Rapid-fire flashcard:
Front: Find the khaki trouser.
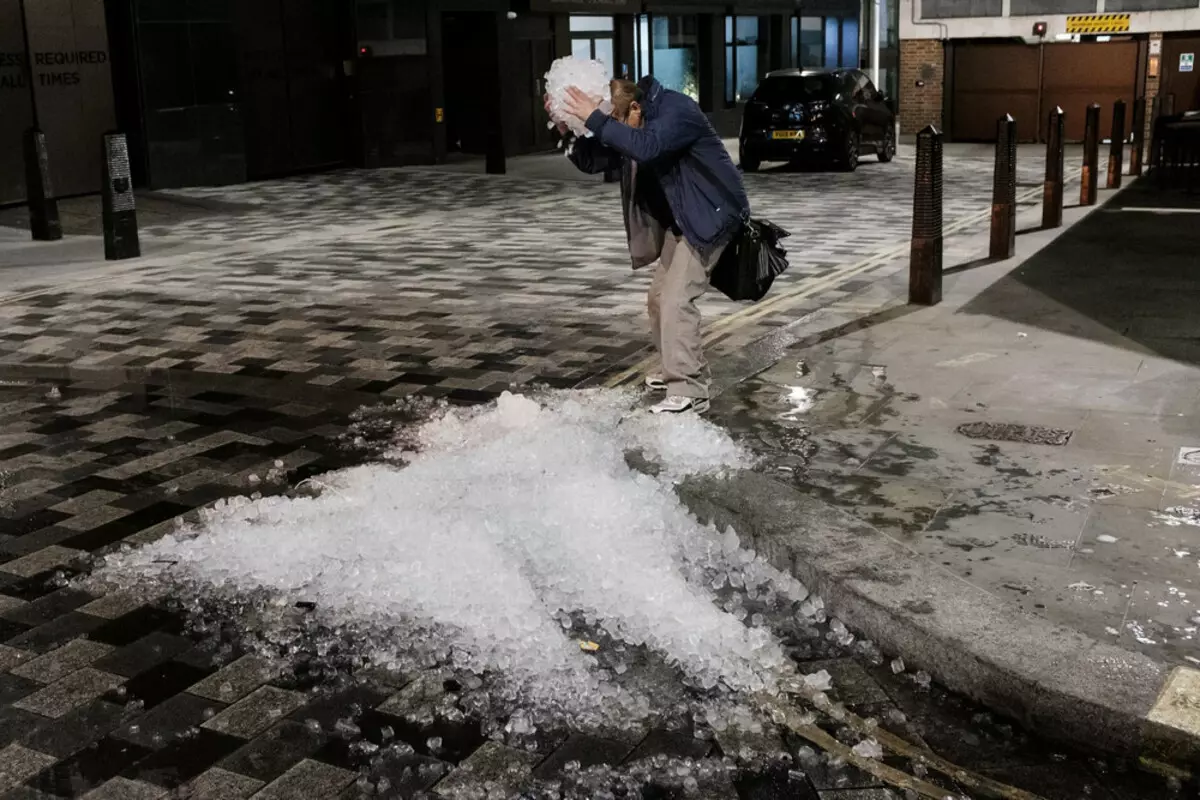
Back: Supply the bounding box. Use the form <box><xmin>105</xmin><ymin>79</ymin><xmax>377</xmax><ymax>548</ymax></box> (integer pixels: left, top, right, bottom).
<box><xmin>647</xmin><ymin>233</ymin><xmax>726</xmax><ymax>399</ymax></box>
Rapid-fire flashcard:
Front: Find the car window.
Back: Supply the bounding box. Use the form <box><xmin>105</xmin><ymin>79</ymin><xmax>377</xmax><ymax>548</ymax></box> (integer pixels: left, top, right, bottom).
<box><xmin>752</xmin><ymin>75</ymin><xmax>836</xmax><ymax>104</ymax></box>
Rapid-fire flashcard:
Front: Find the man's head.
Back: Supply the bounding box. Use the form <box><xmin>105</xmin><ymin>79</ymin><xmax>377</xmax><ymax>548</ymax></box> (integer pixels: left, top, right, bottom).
<box><xmin>610</xmin><ymin>79</ymin><xmax>644</xmax><ymax>128</ymax></box>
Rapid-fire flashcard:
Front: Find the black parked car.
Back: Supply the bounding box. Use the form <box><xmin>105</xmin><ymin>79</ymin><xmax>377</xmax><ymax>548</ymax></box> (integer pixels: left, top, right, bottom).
<box><xmin>739</xmin><ymin>68</ymin><xmax>896</xmax><ymax>173</ymax></box>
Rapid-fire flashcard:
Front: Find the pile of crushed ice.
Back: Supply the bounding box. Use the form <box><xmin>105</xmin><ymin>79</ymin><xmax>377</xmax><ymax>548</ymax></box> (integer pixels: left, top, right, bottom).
<box><xmin>544</xmin><ymin>56</ymin><xmax>612</xmax><ymax>138</ymax></box>
<box><xmin>96</xmin><ymin>391</ymin><xmax>811</xmax><ymax>729</ymax></box>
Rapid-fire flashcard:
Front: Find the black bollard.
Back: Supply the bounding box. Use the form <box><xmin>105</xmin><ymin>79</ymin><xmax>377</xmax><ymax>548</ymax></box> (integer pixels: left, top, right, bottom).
<box><xmin>1163</xmin><ymin>93</ymin><xmax>1176</xmax><ymax>117</ymax></box>
<box><xmin>1130</xmin><ymin>96</ymin><xmax>1145</xmax><ymax>177</ymax></box>
<box><xmin>101</xmin><ymin>132</ymin><xmax>140</xmax><ymax>261</ymax></box>
<box><xmin>1043</xmin><ymin>107</ymin><xmax>1065</xmax><ymax>230</ymax></box>
<box><xmin>1150</xmin><ymin>95</ymin><xmax>1164</xmax><ymax>169</ymax></box>
<box><xmin>1107</xmin><ymin>99</ymin><xmax>1126</xmax><ymax>190</ymax></box>
<box><xmin>23</xmin><ymin>129</ymin><xmax>62</xmax><ymax>241</ymax></box>
<box><xmin>909</xmin><ymin>125</ymin><xmax>943</xmax><ymax>306</ymax></box>
<box><xmin>990</xmin><ymin>114</ymin><xmax>1017</xmax><ymax>260</ymax></box>
<box><xmin>1081</xmin><ymin>103</ymin><xmax>1101</xmax><ymax>206</ymax></box>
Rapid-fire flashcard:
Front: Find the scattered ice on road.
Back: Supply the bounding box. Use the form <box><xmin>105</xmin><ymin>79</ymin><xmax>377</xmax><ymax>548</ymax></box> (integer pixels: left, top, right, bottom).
<box><xmin>98</xmin><ymin>391</ymin><xmax>805</xmax><ymax>728</ymax></box>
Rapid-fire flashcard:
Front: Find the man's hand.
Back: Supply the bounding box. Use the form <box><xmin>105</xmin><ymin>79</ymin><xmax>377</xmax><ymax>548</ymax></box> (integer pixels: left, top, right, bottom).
<box><xmin>563</xmin><ymin>86</ymin><xmax>602</xmax><ymax>124</ymax></box>
<box><xmin>544</xmin><ymin>93</ymin><xmax>568</xmax><ymax>136</ymax></box>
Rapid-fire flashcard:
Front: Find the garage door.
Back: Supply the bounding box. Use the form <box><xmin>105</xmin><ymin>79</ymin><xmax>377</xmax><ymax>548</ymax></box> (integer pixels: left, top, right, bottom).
<box><xmin>951</xmin><ymin>40</ymin><xmax>1139</xmax><ymax>143</ymax></box>
<box><xmin>1161</xmin><ymin>35</ymin><xmax>1200</xmax><ymax>114</ymax></box>
<box><xmin>952</xmin><ymin>42</ymin><xmax>1040</xmax><ymax>142</ymax></box>
<box><xmin>1041</xmin><ymin>41</ymin><xmax>1138</xmax><ymax>142</ymax></box>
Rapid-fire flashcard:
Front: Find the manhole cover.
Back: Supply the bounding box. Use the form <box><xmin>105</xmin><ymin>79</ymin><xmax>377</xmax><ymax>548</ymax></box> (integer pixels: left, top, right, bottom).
<box><xmin>954</xmin><ymin>421</ymin><xmax>1073</xmax><ymax>446</ymax></box>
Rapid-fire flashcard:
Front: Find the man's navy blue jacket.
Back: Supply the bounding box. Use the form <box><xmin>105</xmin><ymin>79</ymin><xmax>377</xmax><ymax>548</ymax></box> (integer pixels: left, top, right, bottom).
<box><xmin>567</xmin><ymin>76</ymin><xmax>750</xmax><ymax>264</ymax></box>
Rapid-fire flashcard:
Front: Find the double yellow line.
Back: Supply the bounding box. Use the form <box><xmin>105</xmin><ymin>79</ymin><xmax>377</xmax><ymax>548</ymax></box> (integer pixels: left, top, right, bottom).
<box><xmin>604</xmin><ymin>185</ymin><xmax>1044</xmax><ymax>389</ymax></box>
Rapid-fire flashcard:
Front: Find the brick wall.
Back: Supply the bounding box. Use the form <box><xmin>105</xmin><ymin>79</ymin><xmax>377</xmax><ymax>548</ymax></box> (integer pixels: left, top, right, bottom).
<box><xmin>899</xmin><ymin>39</ymin><xmax>945</xmax><ymax>135</ymax></box>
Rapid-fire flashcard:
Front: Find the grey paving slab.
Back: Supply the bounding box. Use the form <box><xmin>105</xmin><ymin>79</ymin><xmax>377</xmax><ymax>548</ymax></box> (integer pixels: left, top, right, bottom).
<box><xmin>200</xmin><ymin>686</ymin><xmax>308</xmax><ymax>739</ymax></box>
<box><xmin>11</xmin><ymin>669</ymin><xmax>124</xmax><ymax>719</ymax></box>
<box><xmin>179</xmin><ymin>767</ymin><xmax>264</xmax><ymax>800</ymax></box>
<box><xmin>10</xmin><ymin>641</ymin><xmax>114</xmax><ymax>685</ymax></box>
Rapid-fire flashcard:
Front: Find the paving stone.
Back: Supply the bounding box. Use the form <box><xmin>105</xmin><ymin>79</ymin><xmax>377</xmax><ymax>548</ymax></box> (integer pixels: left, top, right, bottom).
<box><xmin>0</xmin><ymin>646</ymin><xmax>33</xmax><ymax>672</ymax></box>
<box><xmin>252</xmin><ymin>759</ymin><xmax>356</xmax><ymax>800</ymax></box>
<box><xmin>11</xmin><ymin>640</ymin><xmax>115</xmax><ymax>685</ymax></box>
<box><xmin>178</xmin><ymin>767</ymin><xmax>264</xmax><ymax>800</ymax></box>
<box><xmin>0</xmin><ymin>548</ymin><xmax>83</xmax><ymax>579</ymax></box>
<box><xmin>79</xmin><ymin>776</ymin><xmax>166</xmax><ymax>800</ymax></box>
<box><xmin>92</xmin><ymin>632</ymin><xmax>191</xmax><ymax>678</ymax></box>
<box><xmin>0</xmin><ymin>706</ymin><xmax>45</xmax><ymax>749</ymax></box>
<box><xmin>217</xmin><ymin>720</ymin><xmax>328</xmax><ymax>783</ymax></box>
<box><xmin>75</xmin><ymin>592</ymin><xmax>149</xmax><ymax>620</ymax></box>
<box><xmin>0</xmin><ymin>675</ymin><xmax>40</xmax><ymax>707</ymax></box>
<box><xmin>624</xmin><ymin>729</ymin><xmax>713</xmax><ymax>763</ymax></box>
<box><xmin>432</xmin><ymin>741</ymin><xmax>540</xmax><ymax>799</ymax></box>
<box><xmin>798</xmin><ymin>659</ymin><xmax>891</xmax><ymax>707</ymax></box>
<box><xmin>121</xmin><ymin>728</ymin><xmax>244</xmax><ymax>789</ymax></box>
<box><xmin>200</xmin><ymin>686</ymin><xmax>308</xmax><ymax>739</ymax></box>
<box><xmin>0</xmin><ymin>744</ymin><xmax>57</xmax><ymax>794</ymax></box>
<box><xmin>188</xmin><ymin>655</ymin><xmax>278</xmax><ymax>703</ymax></box>
<box><xmin>110</xmin><ymin>692</ymin><xmax>225</xmax><ymax>751</ymax></box>
<box><xmin>532</xmin><ymin>733</ymin><xmax>635</xmax><ymax>779</ymax></box>
<box><xmin>11</xmin><ymin>669</ymin><xmax>124</xmax><ymax>719</ymax></box>
<box><xmin>5</xmin><ymin>613</ymin><xmax>106</xmax><ymax>655</ymax></box>
<box><xmin>18</xmin><ymin>700</ymin><xmax>126</xmax><ymax>758</ymax></box>
<box><xmin>23</xmin><ymin>736</ymin><xmax>152</xmax><ymax>797</ymax></box>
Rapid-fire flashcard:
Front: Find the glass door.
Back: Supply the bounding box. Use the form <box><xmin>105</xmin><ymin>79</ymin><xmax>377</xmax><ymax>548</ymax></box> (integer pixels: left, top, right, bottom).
<box><xmin>569</xmin><ymin>15</ymin><xmax>614</xmax><ymax>75</ymax></box>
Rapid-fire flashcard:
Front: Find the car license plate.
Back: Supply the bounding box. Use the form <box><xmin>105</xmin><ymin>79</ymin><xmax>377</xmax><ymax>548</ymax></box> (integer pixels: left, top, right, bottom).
<box><xmin>772</xmin><ymin>130</ymin><xmax>804</xmax><ymax>140</ymax></box>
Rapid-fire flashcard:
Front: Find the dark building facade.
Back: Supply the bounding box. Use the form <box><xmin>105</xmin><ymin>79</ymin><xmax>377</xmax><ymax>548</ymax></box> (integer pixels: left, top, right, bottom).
<box><xmin>1</xmin><ymin>0</ymin><xmax>865</xmax><ymax>204</ymax></box>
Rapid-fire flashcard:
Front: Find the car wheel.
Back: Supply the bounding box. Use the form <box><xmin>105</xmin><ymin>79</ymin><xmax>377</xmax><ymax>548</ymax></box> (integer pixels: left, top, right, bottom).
<box><xmin>740</xmin><ymin>152</ymin><xmax>760</xmax><ymax>173</ymax></box>
<box><xmin>878</xmin><ymin>126</ymin><xmax>896</xmax><ymax>163</ymax></box>
<box><xmin>840</xmin><ymin>132</ymin><xmax>860</xmax><ymax>172</ymax></box>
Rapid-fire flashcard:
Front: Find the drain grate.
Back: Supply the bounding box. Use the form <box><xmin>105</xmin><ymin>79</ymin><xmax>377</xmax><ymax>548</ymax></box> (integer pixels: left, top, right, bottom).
<box><xmin>955</xmin><ymin>421</ymin><xmax>1073</xmax><ymax>446</ymax></box>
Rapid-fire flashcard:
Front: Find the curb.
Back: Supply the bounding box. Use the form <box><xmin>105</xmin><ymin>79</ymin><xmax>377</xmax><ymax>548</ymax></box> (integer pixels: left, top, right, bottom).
<box><xmin>675</xmin><ymin>471</ymin><xmax>1200</xmax><ymax>767</ymax></box>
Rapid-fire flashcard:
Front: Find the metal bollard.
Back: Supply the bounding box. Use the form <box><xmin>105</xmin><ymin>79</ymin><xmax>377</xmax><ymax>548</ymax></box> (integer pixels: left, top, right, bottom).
<box><xmin>23</xmin><ymin>129</ymin><xmax>62</xmax><ymax>241</ymax></box>
<box><xmin>1130</xmin><ymin>96</ymin><xmax>1145</xmax><ymax>177</ymax></box>
<box><xmin>102</xmin><ymin>132</ymin><xmax>140</xmax><ymax>261</ymax></box>
<box><xmin>1081</xmin><ymin>103</ymin><xmax>1101</xmax><ymax>206</ymax></box>
<box><xmin>1150</xmin><ymin>96</ymin><xmax>1162</xmax><ymax>169</ymax></box>
<box><xmin>990</xmin><ymin>114</ymin><xmax>1017</xmax><ymax>260</ymax></box>
<box><xmin>1043</xmin><ymin>107</ymin><xmax>1065</xmax><ymax>230</ymax></box>
<box><xmin>1163</xmin><ymin>93</ymin><xmax>1176</xmax><ymax>117</ymax></box>
<box><xmin>1107</xmin><ymin>99</ymin><xmax>1126</xmax><ymax>190</ymax></box>
<box><xmin>909</xmin><ymin>125</ymin><xmax>943</xmax><ymax>306</ymax></box>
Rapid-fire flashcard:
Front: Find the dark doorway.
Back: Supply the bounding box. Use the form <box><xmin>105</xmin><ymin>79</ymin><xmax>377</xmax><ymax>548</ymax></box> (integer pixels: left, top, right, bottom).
<box><xmin>442</xmin><ymin>11</ymin><xmax>502</xmax><ymax>156</ymax></box>
<box><xmin>508</xmin><ymin>15</ymin><xmax>557</xmax><ymax>155</ymax></box>
<box><xmin>236</xmin><ymin>0</ymin><xmax>353</xmax><ymax>179</ymax></box>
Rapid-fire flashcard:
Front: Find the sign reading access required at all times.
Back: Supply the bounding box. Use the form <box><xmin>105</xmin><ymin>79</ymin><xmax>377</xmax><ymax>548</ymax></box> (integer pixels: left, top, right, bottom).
<box><xmin>1182</xmin><ymin>53</ymin><xmax>1195</xmax><ymax>73</ymax></box>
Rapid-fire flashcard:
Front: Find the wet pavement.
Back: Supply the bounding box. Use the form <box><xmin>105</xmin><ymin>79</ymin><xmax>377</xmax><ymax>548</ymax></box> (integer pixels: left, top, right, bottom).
<box><xmin>0</xmin><ymin>154</ymin><xmax>1178</xmax><ymax>798</ymax></box>
<box><xmin>708</xmin><ymin>178</ymin><xmax>1200</xmax><ymax>673</ymax></box>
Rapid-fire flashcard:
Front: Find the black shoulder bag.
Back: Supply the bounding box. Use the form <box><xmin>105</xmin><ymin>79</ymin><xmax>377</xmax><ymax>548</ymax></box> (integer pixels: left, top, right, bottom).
<box><xmin>689</xmin><ymin>156</ymin><xmax>792</xmax><ymax>303</ymax></box>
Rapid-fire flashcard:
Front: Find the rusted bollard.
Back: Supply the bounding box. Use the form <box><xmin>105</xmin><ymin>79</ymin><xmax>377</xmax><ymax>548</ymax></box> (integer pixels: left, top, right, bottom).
<box><xmin>1043</xmin><ymin>107</ymin><xmax>1065</xmax><ymax>229</ymax></box>
<box><xmin>102</xmin><ymin>132</ymin><xmax>140</xmax><ymax>261</ymax></box>
<box><xmin>23</xmin><ymin>128</ymin><xmax>62</xmax><ymax>241</ymax></box>
<box><xmin>1081</xmin><ymin>103</ymin><xmax>1100</xmax><ymax>206</ymax></box>
<box><xmin>909</xmin><ymin>125</ymin><xmax>943</xmax><ymax>306</ymax></box>
<box><xmin>1107</xmin><ymin>99</ymin><xmax>1126</xmax><ymax>190</ymax></box>
<box><xmin>1150</xmin><ymin>96</ymin><xmax>1162</xmax><ymax>169</ymax></box>
<box><xmin>990</xmin><ymin>114</ymin><xmax>1016</xmax><ymax>260</ymax></box>
<box><xmin>1130</xmin><ymin>96</ymin><xmax>1145</xmax><ymax>177</ymax></box>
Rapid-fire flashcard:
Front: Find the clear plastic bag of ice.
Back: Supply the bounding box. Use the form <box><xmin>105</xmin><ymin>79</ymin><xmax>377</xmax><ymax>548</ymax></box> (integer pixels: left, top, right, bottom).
<box><xmin>544</xmin><ymin>56</ymin><xmax>613</xmax><ymax>138</ymax></box>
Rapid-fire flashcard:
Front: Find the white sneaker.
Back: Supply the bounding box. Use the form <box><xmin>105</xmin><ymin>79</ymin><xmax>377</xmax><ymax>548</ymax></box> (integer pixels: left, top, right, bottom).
<box><xmin>645</xmin><ymin>375</ymin><xmax>667</xmax><ymax>391</ymax></box>
<box><xmin>650</xmin><ymin>395</ymin><xmax>711</xmax><ymax>415</ymax></box>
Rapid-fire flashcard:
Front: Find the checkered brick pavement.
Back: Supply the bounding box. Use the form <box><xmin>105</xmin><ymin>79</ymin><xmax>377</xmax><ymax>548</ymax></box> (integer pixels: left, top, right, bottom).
<box><xmin>0</xmin><ymin>153</ymin><xmax>1105</xmax><ymax>798</ymax></box>
<box><xmin>0</xmin><ymin>154</ymin><xmax>1045</xmax><ymax>399</ymax></box>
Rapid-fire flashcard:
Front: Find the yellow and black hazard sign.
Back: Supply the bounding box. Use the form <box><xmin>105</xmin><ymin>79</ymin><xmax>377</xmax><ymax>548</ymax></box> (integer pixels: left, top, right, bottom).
<box><xmin>1065</xmin><ymin>13</ymin><xmax>1131</xmax><ymax>34</ymax></box>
